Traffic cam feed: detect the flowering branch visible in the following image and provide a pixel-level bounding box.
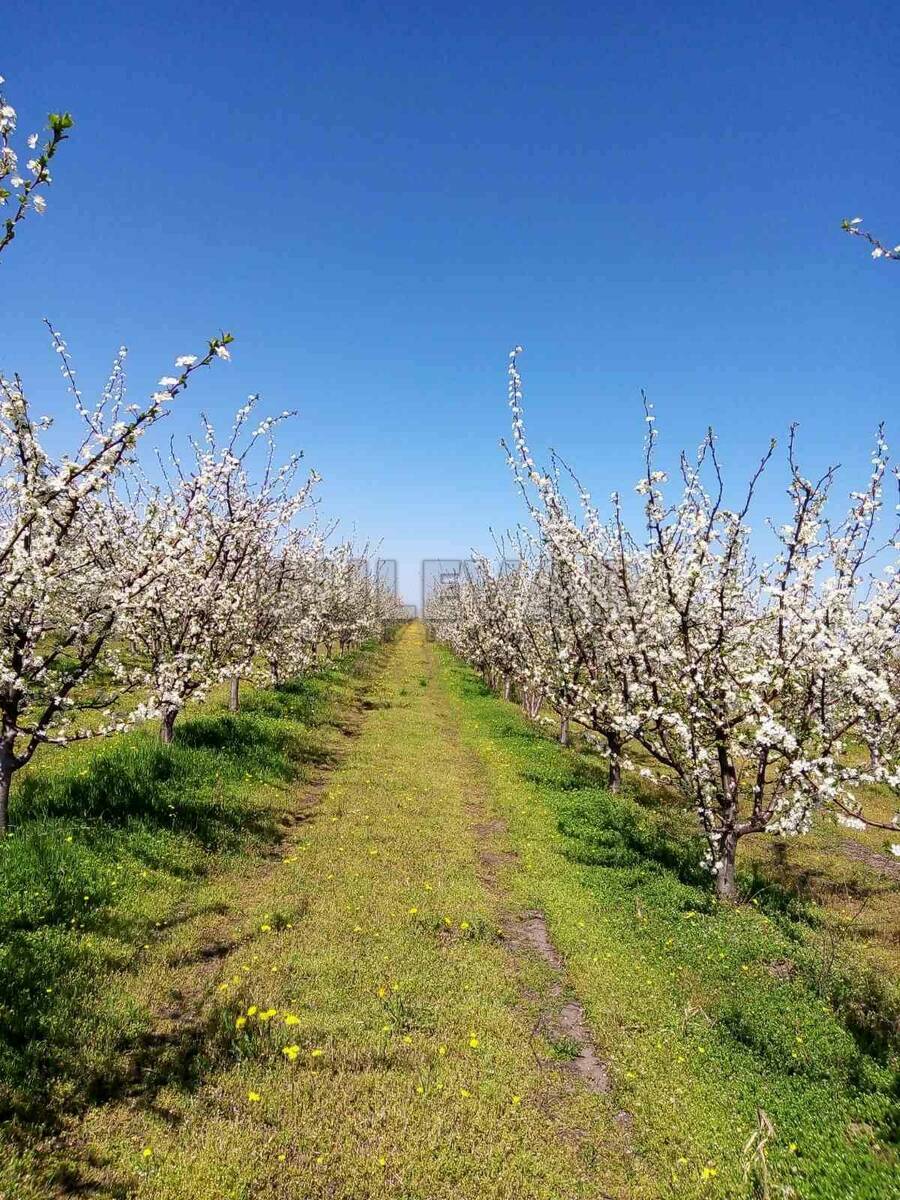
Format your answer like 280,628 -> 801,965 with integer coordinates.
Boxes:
0,72 -> 73,261
841,217 -> 900,262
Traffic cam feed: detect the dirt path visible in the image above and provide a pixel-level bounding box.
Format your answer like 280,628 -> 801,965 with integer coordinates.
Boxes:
44,623 -> 628,1200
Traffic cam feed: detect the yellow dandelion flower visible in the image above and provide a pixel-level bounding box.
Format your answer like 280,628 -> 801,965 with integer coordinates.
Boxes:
460,1088 -> 471,1098
260,924 -> 272,933
511,1094 -> 522,1105
247,1006 -> 258,1016
282,1044 -> 300,1061
460,921 -> 470,931
248,1091 -> 261,1103
310,1048 -> 325,1057
235,1016 -> 247,1030
438,1044 -> 447,1056
701,1167 -> 718,1180
284,1013 -> 301,1026
141,1147 -> 153,1158
469,1037 -> 479,1048
407,907 -> 418,916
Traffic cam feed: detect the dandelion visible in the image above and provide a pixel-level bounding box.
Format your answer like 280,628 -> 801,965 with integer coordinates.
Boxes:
141,1147 -> 153,1159
310,1048 -> 324,1057
284,1013 -> 301,1026
460,1088 -> 471,1098
511,1094 -> 522,1105
248,1091 -> 261,1102
282,1044 -> 300,1061
235,1016 -> 247,1030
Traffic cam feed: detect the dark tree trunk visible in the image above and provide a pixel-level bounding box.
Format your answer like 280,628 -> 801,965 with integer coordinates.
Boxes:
607,732 -> 623,793
715,746 -> 740,901
0,743 -> 14,835
160,706 -> 178,745
715,830 -> 739,901
559,716 -> 569,746
229,676 -> 240,713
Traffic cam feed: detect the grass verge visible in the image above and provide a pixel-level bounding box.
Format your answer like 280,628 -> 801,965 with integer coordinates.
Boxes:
0,648 -> 378,1145
439,650 -> 900,1200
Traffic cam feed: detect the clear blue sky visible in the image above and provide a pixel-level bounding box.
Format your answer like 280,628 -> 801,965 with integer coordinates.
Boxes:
4,0 -> 898,604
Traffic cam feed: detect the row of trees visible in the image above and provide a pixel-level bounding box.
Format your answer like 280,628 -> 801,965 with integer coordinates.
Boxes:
0,75 -> 403,833
432,350 -> 900,899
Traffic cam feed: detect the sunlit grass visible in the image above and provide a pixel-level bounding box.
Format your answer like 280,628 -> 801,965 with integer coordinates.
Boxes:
441,650 -> 899,1199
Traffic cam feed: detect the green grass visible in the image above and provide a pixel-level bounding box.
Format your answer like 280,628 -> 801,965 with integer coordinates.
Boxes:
3,625 -> 897,1200
13,623 -> 630,1200
0,654 -> 374,1128
440,652 -> 899,1199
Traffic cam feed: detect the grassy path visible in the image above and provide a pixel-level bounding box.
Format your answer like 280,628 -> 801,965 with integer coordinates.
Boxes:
10,622 -> 896,1199
33,622 -> 631,1200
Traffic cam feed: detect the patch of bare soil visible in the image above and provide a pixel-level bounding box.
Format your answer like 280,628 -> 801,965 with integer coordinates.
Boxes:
506,907 -> 611,1094
468,802 -> 611,1097
840,838 -> 900,883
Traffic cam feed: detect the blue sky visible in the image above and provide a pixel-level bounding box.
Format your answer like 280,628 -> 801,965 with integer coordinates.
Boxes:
3,0 -> 898,604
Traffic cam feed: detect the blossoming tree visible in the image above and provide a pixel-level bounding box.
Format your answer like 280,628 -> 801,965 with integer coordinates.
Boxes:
0,329 -> 230,831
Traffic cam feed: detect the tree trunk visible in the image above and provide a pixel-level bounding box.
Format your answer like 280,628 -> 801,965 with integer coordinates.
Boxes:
0,744 -> 14,835
715,830 -> 739,901
559,716 -> 569,746
715,746 -> 740,901
159,706 -> 178,745
503,675 -> 512,702
229,676 -> 240,713
607,732 -> 623,793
